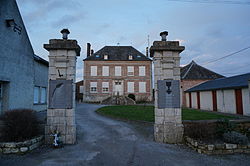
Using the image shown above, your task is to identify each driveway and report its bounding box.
[1,103,250,166]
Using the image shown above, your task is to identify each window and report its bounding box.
[127,66,134,76]
[102,66,109,76]
[104,55,108,60]
[127,82,134,93]
[34,87,39,104]
[139,66,146,76]
[139,82,146,93]
[79,86,84,93]
[129,55,133,60]
[90,66,97,76]
[40,87,46,103]
[102,82,109,93]
[90,82,97,93]
[115,66,122,76]
[34,86,47,104]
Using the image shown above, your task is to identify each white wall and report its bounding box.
[200,91,213,111]
[191,92,197,109]
[223,89,236,114]
[242,88,250,115]
[216,90,224,113]
[187,88,250,116]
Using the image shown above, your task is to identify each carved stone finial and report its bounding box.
[60,29,70,40]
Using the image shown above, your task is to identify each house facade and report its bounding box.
[83,45,152,102]
[181,61,224,107]
[185,73,250,116]
[0,0,48,113]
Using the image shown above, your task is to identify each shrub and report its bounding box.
[1,109,39,142]
[184,122,217,140]
[128,94,135,101]
[216,119,236,137]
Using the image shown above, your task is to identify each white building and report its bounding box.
[185,73,250,116]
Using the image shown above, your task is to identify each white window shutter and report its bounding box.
[90,82,97,87]
[139,66,145,76]
[102,66,109,76]
[139,82,146,93]
[127,66,134,76]
[90,66,97,76]
[115,66,121,76]
[79,86,84,93]
[34,87,39,104]
[127,82,134,93]
[40,87,46,103]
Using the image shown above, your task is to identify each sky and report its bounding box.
[16,0,250,81]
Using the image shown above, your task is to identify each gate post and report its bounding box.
[150,31,185,143]
[44,29,81,144]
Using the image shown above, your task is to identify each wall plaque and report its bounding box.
[157,80,180,109]
[48,80,73,109]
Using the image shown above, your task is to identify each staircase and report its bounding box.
[101,95,136,105]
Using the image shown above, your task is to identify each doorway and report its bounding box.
[235,89,243,115]
[212,90,217,111]
[113,80,123,96]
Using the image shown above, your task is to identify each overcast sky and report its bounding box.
[16,0,250,81]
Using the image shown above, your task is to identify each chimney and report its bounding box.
[87,43,91,57]
[160,31,168,41]
[91,49,94,55]
[146,47,149,57]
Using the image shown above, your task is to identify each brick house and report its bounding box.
[83,45,152,102]
[181,61,223,107]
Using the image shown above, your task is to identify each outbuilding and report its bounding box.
[185,73,250,116]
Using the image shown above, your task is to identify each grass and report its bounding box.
[96,105,237,122]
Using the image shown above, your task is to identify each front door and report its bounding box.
[113,81,123,96]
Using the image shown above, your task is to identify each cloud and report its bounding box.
[18,0,83,27]
[51,12,86,28]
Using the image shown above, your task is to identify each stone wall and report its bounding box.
[185,136,250,155]
[0,136,44,154]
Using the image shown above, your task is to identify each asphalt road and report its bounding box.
[1,103,250,166]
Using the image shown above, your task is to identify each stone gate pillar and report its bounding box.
[150,31,185,143]
[44,29,81,144]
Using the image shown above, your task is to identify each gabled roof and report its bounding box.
[33,54,49,66]
[186,73,250,92]
[84,46,151,61]
[181,61,224,80]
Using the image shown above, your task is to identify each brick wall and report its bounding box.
[83,60,152,102]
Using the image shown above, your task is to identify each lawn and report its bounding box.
[96,105,237,122]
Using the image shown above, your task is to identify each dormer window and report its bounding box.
[129,55,133,60]
[104,55,108,60]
